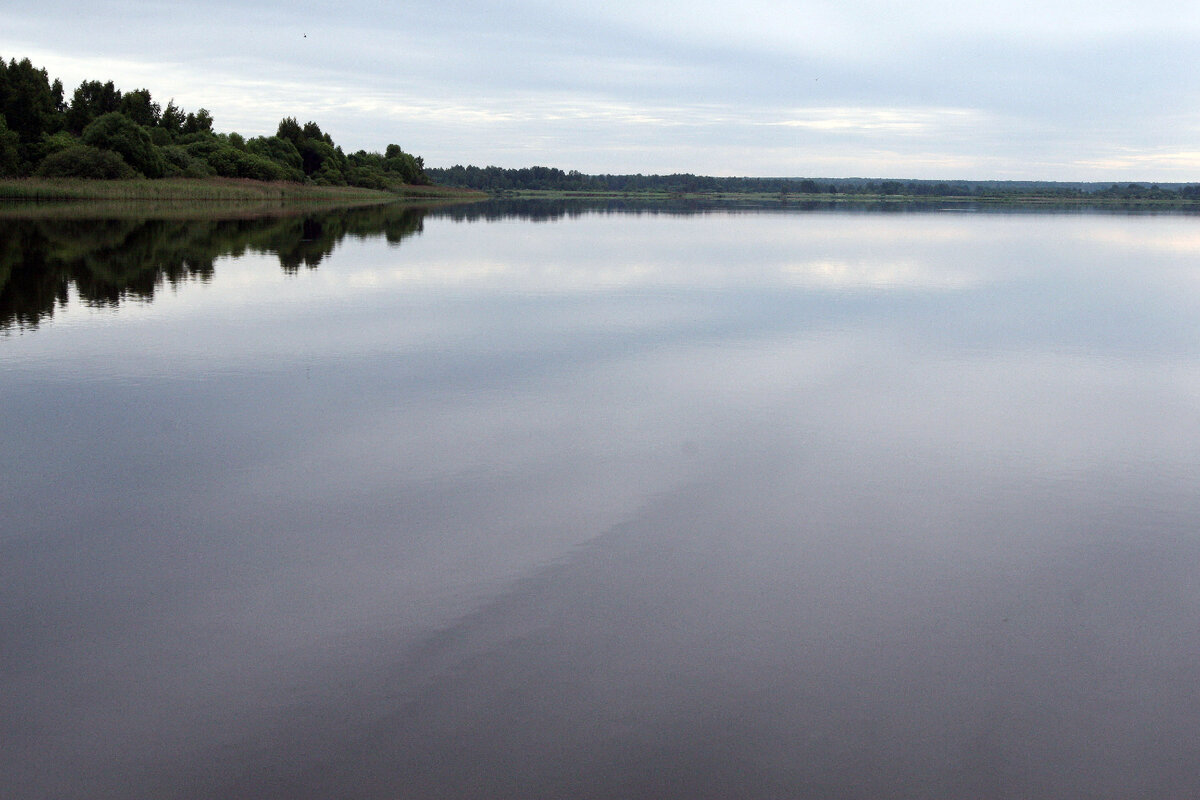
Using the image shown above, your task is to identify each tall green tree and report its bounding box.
[301,120,332,144]
[276,116,303,144]
[0,57,60,145]
[67,80,122,134]
[118,89,160,127]
[274,117,344,179]
[181,108,213,135]
[159,100,184,136]
[383,144,428,184]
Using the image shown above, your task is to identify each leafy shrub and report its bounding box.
[159,145,214,178]
[383,144,428,184]
[81,112,164,177]
[149,127,172,146]
[34,145,137,178]
[184,138,293,181]
[299,138,340,177]
[37,130,79,157]
[246,135,304,179]
[18,130,79,171]
[345,165,389,190]
[175,131,214,147]
[237,151,292,181]
[383,154,424,184]
[311,159,347,186]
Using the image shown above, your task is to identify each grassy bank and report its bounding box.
[0,177,487,219]
[0,177,487,203]
[391,183,489,201]
[0,177,391,202]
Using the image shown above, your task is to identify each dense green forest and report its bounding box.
[0,55,429,187]
[428,165,1200,201]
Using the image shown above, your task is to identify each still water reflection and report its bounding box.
[4,202,1200,798]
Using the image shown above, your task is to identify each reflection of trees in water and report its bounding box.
[15,197,1164,330]
[428,198,751,223]
[428,197,1200,225]
[424,197,947,223]
[0,205,427,330]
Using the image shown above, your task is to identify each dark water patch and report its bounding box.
[173,465,1200,800]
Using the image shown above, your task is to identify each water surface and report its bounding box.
[4,202,1200,798]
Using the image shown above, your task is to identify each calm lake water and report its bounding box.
[4,201,1200,798]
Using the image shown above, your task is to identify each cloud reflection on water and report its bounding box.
[4,204,1200,798]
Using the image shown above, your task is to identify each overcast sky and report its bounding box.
[6,1,1200,178]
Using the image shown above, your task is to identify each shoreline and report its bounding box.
[0,177,487,204]
[483,188,1200,207]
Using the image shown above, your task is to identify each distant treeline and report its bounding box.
[0,55,428,187]
[427,165,1200,200]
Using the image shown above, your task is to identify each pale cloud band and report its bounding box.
[6,0,1200,179]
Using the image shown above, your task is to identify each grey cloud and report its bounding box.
[8,0,1200,177]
